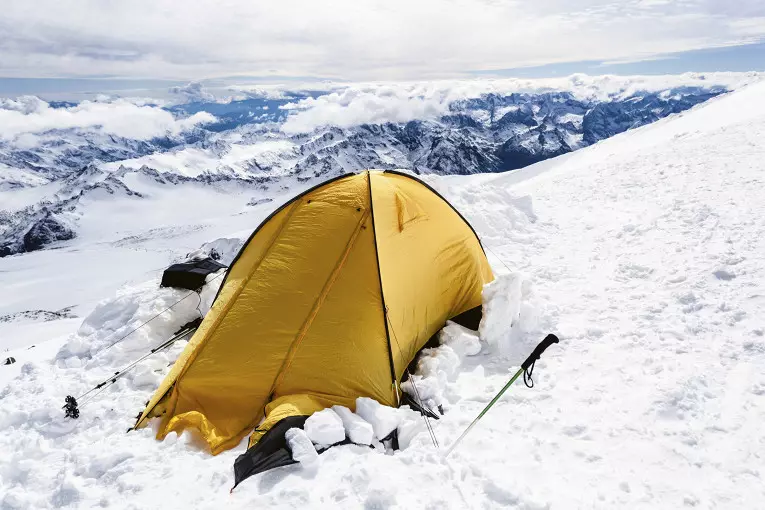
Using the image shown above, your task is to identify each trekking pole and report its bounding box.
[444,333,559,458]
[62,320,201,419]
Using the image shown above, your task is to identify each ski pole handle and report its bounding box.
[521,334,559,370]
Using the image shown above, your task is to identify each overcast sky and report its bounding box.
[0,0,763,81]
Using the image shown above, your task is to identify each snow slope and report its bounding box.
[1,80,765,509]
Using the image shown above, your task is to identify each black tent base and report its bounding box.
[232,416,309,490]
[231,419,399,491]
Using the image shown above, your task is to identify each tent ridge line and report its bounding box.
[209,172,357,306]
[267,206,372,400]
[367,171,399,404]
[382,169,488,255]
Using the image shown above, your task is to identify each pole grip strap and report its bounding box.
[521,334,559,371]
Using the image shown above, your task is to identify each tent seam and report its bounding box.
[209,172,356,305]
[267,206,372,400]
[145,200,302,433]
[367,171,399,403]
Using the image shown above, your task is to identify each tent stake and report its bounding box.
[444,334,559,458]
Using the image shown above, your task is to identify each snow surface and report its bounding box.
[2,80,765,508]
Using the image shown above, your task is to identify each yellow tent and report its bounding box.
[135,170,493,455]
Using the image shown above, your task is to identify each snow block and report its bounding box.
[304,408,345,447]
[439,321,482,357]
[479,272,537,360]
[355,397,401,440]
[285,428,319,465]
[332,405,374,445]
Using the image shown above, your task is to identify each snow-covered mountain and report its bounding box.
[1,76,763,509]
[0,73,761,257]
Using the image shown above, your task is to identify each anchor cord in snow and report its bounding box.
[405,368,439,448]
[63,269,226,417]
[99,268,223,355]
[385,312,439,449]
[66,323,199,415]
[483,243,514,274]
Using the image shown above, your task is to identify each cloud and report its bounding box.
[280,85,454,133]
[0,96,215,142]
[168,81,215,103]
[0,0,762,81]
[279,72,762,133]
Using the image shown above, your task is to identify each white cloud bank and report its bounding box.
[0,97,215,142]
[280,71,764,133]
[0,0,763,80]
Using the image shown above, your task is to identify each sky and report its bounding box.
[0,0,763,86]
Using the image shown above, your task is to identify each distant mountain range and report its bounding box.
[0,79,737,257]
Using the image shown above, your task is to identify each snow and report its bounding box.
[303,408,345,448]
[285,428,319,465]
[399,319,488,411]
[332,405,374,446]
[480,271,539,361]
[438,321,481,358]
[354,397,402,441]
[1,80,765,508]
[103,139,297,178]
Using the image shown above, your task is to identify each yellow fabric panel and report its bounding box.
[137,170,492,455]
[274,173,394,407]
[139,173,394,454]
[370,171,494,380]
[134,201,298,430]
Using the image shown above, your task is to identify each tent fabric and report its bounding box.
[135,170,493,455]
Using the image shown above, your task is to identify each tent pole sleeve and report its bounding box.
[367,171,398,403]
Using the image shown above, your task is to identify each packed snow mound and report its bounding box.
[480,271,540,361]
[183,236,244,265]
[439,321,482,357]
[56,270,223,371]
[398,272,537,413]
[401,321,481,411]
